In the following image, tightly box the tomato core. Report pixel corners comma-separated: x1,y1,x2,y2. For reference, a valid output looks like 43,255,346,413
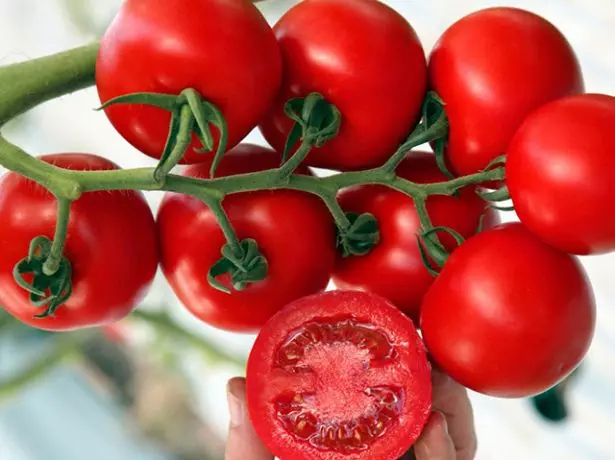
273,318,403,454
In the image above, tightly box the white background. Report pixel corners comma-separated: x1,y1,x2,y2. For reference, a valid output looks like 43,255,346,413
0,1,614,459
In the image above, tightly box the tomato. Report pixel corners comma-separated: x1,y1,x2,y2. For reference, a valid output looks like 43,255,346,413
420,223,595,398
259,0,427,171
96,0,281,163
0,154,159,331
429,7,583,177
507,94,615,255
333,152,499,321
247,290,431,460
158,144,336,333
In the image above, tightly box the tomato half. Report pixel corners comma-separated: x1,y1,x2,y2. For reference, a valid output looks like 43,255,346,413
247,290,431,460
259,0,427,171
97,0,281,163
507,94,615,255
333,152,499,321
420,223,595,398
0,154,159,331
158,144,336,333
429,7,583,176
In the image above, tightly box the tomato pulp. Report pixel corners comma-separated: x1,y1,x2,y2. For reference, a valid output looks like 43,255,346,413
260,0,427,171
97,0,281,163
429,7,583,176
0,154,159,331
158,144,336,333
420,223,595,398
247,290,432,460
333,152,499,320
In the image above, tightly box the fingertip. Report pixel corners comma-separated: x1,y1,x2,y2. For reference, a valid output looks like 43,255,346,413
413,411,456,460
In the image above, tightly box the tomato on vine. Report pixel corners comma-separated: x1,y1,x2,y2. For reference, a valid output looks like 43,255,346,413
0,154,159,331
333,152,499,321
96,0,281,164
157,144,336,333
247,290,431,460
429,7,583,177
507,94,615,255
420,223,595,398
260,0,427,171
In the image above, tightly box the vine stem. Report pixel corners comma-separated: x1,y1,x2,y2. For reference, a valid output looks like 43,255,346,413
43,198,72,276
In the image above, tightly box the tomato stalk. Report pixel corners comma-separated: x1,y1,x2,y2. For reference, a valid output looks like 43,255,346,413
0,44,505,314
42,198,72,276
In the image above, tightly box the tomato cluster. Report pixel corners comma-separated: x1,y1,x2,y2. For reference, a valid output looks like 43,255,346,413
1,1,612,459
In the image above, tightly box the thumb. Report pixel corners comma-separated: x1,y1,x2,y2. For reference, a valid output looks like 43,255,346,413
413,411,457,460
225,377,273,460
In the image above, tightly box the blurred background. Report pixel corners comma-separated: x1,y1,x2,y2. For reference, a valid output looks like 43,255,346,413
0,0,614,459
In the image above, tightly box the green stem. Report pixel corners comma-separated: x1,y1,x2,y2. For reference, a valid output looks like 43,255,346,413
206,199,242,253
277,139,312,181
43,198,72,276
131,310,244,367
154,104,195,182
0,43,98,126
321,193,352,231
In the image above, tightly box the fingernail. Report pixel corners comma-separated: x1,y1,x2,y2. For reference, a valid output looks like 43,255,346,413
227,381,245,427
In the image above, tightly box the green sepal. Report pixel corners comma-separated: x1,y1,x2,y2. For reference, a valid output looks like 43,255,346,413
96,92,178,112
422,92,454,179
477,185,510,202
282,93,342,162
337,212,380,257
13,236,73,319
207,239,268,294
417,226,466,276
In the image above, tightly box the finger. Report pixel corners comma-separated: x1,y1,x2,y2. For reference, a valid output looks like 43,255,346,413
431,369,477,460
225,377,273,460
413,411,456,460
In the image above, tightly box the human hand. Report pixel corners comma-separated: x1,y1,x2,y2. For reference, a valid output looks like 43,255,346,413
225,369,477,460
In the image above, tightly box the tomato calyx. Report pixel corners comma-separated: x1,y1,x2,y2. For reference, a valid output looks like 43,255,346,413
278,93,342,179
337,212,380,257
422,92,454,179
13,236,73,319
207,238,268,293
417,226,465,277
98,88,228,180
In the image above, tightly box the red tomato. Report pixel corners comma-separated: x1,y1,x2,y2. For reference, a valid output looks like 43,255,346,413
420,223,595,398
259,0,427,171
0,154,159,331
158,144,336,333
247,290,431,460
333,152,499,321
429,7,583,177
96,0,281,163
507,94,615,255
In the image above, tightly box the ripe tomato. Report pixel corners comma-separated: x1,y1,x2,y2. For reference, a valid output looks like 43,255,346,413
429,7,583,177
97,0,281,163
247,290,431,460
507,94,615,255
0,154,159,331
158,144,336,333
259,0,427,171
420,223,595,398
333,152,499,321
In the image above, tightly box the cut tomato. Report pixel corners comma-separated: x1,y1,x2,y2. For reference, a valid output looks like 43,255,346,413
246,291,431,460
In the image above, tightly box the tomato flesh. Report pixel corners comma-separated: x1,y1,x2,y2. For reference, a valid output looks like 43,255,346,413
247,291,431,460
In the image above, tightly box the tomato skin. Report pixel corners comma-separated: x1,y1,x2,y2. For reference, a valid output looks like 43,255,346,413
0,154,159,331
429,7,583,177
420,223,595,398
247,290,431,460
507,94,615,255
333,152,499,321
158,144,335,333
97,0,281,163
259,0,427,171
